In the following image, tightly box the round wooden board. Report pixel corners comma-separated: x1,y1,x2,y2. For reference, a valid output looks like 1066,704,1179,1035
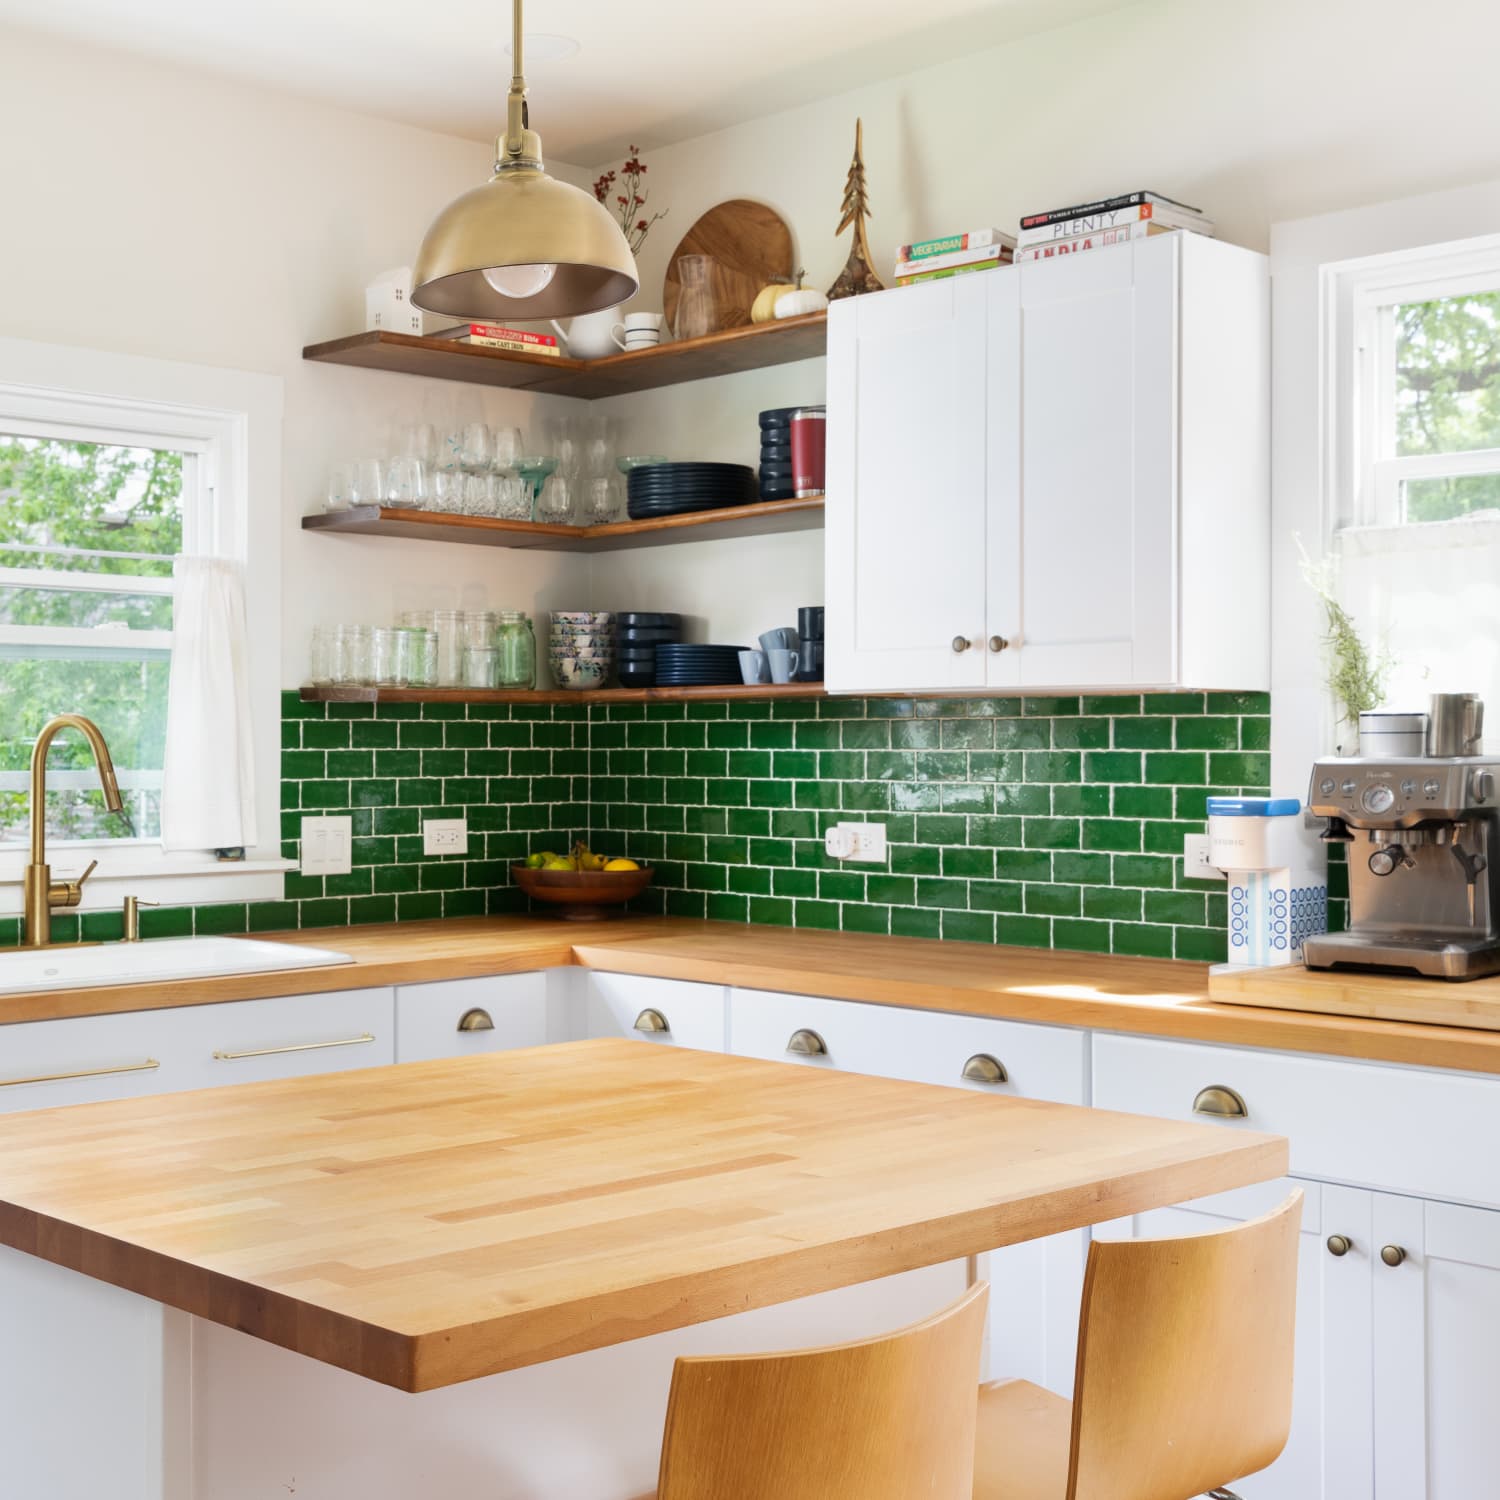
663,199,795,335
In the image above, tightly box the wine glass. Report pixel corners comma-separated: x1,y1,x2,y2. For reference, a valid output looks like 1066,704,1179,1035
490,425,523,475
349,458,383,506
460,423,492,474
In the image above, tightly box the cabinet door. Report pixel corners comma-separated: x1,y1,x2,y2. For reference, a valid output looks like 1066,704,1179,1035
1009,237,1179,687
1095,1177,1373,1500
395,973,554,1062
583,972,725,1051
825,277,990,691
0,1009,177,1113
1373,1194,1500,1498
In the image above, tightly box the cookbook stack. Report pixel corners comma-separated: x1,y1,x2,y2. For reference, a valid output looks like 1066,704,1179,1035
893,228,1016,287
1015,190,1215,263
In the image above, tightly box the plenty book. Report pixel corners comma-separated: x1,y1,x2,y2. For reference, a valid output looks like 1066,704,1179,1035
432,323,561,356
1018,201,1214,247
1014,219,1181,262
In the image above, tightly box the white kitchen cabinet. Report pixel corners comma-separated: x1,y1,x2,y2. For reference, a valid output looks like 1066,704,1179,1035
395,973,556,1062
0,1007,181,1113
728,987,1088,1392
827,231,1269,693
583,971,726,1051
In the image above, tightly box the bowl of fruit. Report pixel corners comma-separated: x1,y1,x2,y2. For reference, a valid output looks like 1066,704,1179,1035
512,842,654,920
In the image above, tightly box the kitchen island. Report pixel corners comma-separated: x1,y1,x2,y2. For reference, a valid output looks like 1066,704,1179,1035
0,1037,1283,1499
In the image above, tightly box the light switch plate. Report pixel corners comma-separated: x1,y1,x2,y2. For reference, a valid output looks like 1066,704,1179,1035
300,815,352,876
423,817,468,857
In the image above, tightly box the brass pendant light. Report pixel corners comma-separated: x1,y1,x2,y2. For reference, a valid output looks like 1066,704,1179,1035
410,0,639,322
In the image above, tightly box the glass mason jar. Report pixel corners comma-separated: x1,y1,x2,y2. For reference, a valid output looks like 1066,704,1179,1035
432,609,465,686
400,627,438,687
330,624,373,685
462,646,499,689
494,610,535,689
308,626,332,684
462,610,499,651
371,627,407,686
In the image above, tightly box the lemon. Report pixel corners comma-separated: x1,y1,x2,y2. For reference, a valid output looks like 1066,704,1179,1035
542,856,576,872
523,852,548,869
604,858,640,872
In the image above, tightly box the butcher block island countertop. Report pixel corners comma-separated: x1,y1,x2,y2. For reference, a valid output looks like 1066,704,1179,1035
8,915,1500,1075
0,1039,1285,1391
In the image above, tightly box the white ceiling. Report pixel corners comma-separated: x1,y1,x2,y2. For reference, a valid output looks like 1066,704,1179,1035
0,0,1142,163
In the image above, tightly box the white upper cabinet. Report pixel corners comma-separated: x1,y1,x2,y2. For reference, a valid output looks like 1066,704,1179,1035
827,231,1269,694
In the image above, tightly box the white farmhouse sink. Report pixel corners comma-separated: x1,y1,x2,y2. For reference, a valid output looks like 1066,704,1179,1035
0,937,354,996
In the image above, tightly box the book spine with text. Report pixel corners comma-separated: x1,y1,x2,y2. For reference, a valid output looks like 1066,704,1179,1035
896,258,1011,286
896,228,1011,261
1019,190,1203,231
893,243,1010,277
1017,202,1212,246
459,336,562,356
1014,220,1177,261
438,323,559,348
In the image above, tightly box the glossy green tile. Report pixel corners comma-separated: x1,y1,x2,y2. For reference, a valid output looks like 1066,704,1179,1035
1051,918,1112,954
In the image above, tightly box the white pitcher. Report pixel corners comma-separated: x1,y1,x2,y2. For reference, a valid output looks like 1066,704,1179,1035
550,309,621,361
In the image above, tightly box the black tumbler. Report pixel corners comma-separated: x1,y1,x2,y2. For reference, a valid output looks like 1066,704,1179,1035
798,605,825,641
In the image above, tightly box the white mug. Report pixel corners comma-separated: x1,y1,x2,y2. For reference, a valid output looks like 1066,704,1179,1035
612,311,665,351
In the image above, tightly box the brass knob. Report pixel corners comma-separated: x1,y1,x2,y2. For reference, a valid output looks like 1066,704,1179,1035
457,1007,494,1033
633,1008,670,1034
1326,1234,1353,1257
961,1053,1008,1085
951,636,972,653
786,1028,828,1057
988,636,1009,653
1381,1244,1407,1267
1192,1084,1248,1120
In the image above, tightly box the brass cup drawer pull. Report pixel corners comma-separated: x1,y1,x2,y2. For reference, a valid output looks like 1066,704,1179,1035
1192,1084,1248,1120
1381,1244,1408,1268
961,1053,1008,1085
633,1008,670,1035
457,1007,495,1033
786,1028,828,1057
1326,1234,1353,1258
0,1058,160,1089
213,1033,376,1062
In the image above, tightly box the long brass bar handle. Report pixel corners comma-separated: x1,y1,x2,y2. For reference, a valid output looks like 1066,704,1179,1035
1192,1084,1248,1120
0,1058,160,1089
213,1033,376,1062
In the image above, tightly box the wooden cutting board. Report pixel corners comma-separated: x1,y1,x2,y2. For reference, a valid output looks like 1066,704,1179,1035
1208,960,1500,1030
663,199,795,336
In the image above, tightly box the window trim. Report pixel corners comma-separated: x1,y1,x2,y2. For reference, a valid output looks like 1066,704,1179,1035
0,336,287,912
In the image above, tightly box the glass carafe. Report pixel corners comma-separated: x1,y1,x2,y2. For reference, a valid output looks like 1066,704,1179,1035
672,254,719,341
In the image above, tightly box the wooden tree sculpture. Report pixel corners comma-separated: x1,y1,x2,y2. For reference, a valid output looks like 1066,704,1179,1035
827,118,885,300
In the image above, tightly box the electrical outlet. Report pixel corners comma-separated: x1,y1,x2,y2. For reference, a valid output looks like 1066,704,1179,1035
423,817,468,857
825,821,888,863
300,815,352,876
1183,832,1225,882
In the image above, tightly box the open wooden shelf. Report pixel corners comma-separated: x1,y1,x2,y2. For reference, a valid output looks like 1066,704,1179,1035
301,312,827,399
299,683,830,706
301,495,824,553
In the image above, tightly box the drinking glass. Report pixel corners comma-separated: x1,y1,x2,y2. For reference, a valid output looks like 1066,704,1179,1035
308,626,332,683
463,473,496,516
432,610,465,685
349,458,384,507
462,647,500,689
323,466,351,513
429,469,461,511
538,475,574,522
372,627,408,686
583,436,611,478
460,423,492,474
462,611,499,651
490,425,523,475
673,254,719,340
585,475,618,524
385,456,425,508
330,624,373,685
400,423,438,467
494,475,533,521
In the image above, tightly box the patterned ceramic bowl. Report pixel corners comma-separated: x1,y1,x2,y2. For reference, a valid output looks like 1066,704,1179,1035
550,611,615,626
552,657,609,690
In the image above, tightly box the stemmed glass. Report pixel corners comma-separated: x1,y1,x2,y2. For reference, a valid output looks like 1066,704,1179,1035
460,423,492,475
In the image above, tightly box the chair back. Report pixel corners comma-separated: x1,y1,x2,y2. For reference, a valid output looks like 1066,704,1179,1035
1067,1189,1303,1500
656,1282,989,1500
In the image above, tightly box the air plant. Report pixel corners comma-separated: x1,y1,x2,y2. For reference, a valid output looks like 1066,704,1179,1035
1298,539,1394,728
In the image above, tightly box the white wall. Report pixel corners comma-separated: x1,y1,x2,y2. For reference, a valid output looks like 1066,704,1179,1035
0,26,595,688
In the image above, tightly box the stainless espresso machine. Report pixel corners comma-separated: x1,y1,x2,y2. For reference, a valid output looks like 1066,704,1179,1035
1304,694,1500,980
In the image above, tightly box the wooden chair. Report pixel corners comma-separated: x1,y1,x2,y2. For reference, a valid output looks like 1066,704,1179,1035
974,1189,1303,1500
647,1281,989,1500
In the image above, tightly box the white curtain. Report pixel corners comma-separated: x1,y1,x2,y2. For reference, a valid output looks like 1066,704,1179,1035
161,556,258,851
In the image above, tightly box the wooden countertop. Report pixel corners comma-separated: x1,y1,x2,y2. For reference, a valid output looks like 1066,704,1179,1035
6,915,1500,1075
0,1039,1285,1390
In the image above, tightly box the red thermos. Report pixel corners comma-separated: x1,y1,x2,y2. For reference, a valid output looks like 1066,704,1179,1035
789,406,826,497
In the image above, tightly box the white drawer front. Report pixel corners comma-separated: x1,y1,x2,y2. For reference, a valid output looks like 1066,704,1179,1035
728,988,1088,1104
173,987,394,1086
0,1009,178,1113
585,973,725,1051
395,974,553,1062
1093,1032,1500,1209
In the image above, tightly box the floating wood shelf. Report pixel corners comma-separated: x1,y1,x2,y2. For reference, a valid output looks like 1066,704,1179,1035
301,313,827,399
299,683,831,706
301,496,824,553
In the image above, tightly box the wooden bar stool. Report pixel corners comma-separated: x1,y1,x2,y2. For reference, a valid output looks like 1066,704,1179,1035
974,1190,1303,1500
644,1281,989,1500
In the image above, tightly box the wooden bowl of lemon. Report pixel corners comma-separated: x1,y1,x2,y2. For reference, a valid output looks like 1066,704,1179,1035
511,844,653,920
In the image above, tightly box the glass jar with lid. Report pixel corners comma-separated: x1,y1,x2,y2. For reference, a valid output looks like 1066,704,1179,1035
494,611,535,689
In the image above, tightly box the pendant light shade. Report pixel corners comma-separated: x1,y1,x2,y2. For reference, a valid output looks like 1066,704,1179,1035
409,0,639,322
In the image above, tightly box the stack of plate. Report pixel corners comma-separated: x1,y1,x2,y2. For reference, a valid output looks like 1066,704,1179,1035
616,612,683,688
759,408,797,501
548,611,615,691
654,642,748,687
626,462,757,521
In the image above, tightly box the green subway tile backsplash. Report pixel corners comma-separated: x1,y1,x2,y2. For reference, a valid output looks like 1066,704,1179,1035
0,689,1321,965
